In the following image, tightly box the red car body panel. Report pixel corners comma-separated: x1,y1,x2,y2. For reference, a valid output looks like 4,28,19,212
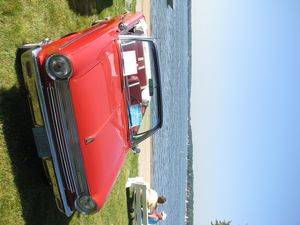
70,50,130,206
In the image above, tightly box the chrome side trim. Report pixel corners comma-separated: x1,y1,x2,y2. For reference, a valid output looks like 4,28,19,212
28,47,74,216
118,35,157,41
61,24,107,49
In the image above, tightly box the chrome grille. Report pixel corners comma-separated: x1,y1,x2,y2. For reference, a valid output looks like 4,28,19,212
47,84,77,193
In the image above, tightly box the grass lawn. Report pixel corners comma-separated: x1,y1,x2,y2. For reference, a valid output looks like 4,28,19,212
0,0,137,224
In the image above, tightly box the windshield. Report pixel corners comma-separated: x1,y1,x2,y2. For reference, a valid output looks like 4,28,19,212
120,39,162,145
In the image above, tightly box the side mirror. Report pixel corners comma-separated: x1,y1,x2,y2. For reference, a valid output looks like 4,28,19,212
131,147,141,154
118,22,128,32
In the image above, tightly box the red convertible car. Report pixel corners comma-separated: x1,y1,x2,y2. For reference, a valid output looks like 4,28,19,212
19,12,162,216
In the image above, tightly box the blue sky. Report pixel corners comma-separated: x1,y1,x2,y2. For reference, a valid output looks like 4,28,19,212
191,0,300,224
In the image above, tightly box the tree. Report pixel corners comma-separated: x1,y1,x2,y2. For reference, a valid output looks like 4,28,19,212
211,220,231,225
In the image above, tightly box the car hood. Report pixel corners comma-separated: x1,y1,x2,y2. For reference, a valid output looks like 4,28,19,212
69,43,130,207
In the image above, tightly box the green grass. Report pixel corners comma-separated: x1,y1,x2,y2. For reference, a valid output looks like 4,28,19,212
0,0,137,224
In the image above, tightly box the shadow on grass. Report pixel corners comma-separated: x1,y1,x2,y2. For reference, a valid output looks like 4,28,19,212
67,0,113,16
0,49,71,225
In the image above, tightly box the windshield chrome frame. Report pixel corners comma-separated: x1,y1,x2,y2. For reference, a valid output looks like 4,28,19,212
118,36,163,146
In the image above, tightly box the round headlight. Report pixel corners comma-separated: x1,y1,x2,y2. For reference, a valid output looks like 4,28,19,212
46,54,73,80
75,195,98,214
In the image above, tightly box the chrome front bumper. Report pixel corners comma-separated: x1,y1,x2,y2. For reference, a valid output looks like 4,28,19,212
21,47,90,216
